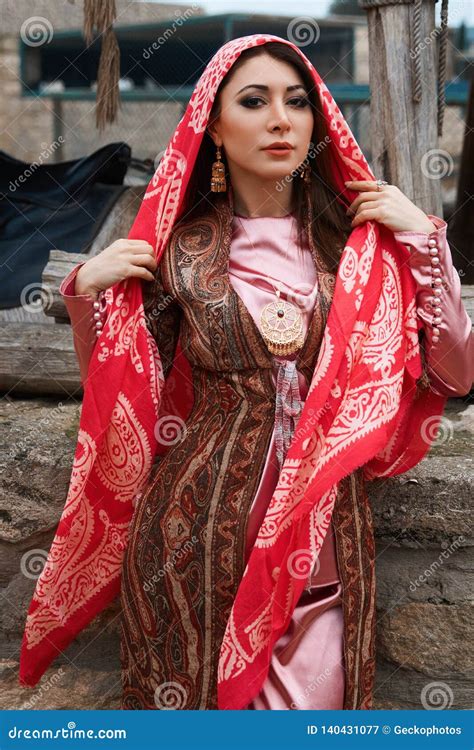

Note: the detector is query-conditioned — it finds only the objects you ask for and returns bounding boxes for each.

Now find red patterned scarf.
[19,35,447,708]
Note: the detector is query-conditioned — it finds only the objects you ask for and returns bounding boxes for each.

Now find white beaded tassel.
[93,290,107,337]
[428,237,442,344]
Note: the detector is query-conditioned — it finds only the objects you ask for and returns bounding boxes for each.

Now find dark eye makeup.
[239,96,310,109]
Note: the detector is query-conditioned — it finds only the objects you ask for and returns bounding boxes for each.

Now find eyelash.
[240,96,310,109]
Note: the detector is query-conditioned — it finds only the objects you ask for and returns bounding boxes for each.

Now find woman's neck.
[229,182,294,218]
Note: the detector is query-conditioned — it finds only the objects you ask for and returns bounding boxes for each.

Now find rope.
[83,0,120,130]
[437,0,449,136]
[358,0,449,136]
[412,0,423,103]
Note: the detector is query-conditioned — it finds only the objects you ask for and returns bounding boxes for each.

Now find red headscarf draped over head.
[19,34,446,707]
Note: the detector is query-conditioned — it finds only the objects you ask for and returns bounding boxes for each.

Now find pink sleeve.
[393,215,474,397]
[59,263,106,386]
[60,261,183,388]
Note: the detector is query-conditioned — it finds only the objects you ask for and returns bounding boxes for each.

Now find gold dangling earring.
[301,162,311,185]
[210,145,227,192]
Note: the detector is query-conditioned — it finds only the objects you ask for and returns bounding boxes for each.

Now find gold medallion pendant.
[260,290,304,356]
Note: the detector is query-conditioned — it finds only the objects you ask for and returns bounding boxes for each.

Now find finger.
[127,264,155,282]
[345,180,381,190]
[351,208,380,225]
[129,253,158,270]
[127,242,155,254]
[347,193,380,215]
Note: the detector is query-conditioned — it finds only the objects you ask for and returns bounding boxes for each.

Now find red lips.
[263,142,293,150]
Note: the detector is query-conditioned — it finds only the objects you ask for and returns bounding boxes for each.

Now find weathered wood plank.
[42,250,90,321]
[365,2,442,216]
[0,286,472,397]
[0,322,82,396]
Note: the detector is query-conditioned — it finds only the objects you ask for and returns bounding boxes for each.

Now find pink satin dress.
[60,210,473,711]
[230,212,345,709]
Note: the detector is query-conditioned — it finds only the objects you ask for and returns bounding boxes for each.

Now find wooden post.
[358,0,443,217]
[448,71,474,284]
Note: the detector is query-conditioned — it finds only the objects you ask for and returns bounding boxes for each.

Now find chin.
[257,163,299,180]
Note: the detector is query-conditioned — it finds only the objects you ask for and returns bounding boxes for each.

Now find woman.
[19,35,472,711]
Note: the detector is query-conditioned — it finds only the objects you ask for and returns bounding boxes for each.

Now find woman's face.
[208,54,314,185]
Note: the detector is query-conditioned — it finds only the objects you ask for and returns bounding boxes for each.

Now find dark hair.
[179,41,354,273]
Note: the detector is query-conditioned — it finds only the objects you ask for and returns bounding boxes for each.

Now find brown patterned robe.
[119,191,376,710]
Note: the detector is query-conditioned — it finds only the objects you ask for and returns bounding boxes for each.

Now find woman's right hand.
[75,239,157,299]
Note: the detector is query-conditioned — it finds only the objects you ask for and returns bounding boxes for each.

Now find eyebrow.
[236,84,308,95]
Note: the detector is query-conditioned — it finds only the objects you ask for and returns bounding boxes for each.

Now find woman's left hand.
[344,180,437,234]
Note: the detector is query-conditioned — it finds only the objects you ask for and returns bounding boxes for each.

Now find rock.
[0,657,121,710]
[1,396,472,708]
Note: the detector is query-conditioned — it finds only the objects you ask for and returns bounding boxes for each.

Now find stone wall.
[0,396,471,710]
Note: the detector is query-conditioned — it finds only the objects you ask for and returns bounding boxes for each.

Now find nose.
[267,99,291,132]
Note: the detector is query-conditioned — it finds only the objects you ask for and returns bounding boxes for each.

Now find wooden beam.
[362,0,442,216]
[42,250,90,321]
[0,322,83,397]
